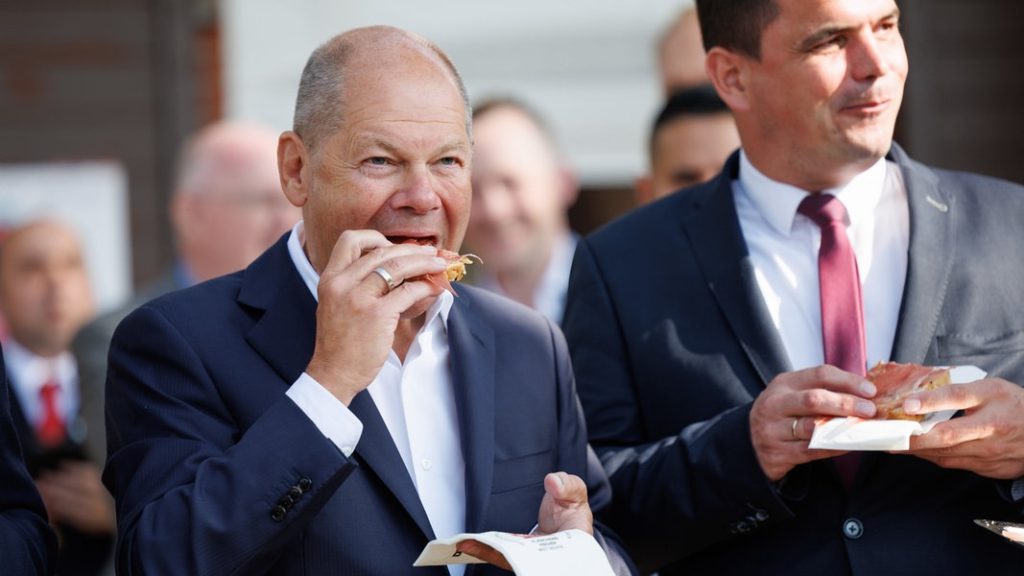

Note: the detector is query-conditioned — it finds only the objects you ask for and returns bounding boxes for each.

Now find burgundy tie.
[799,194,866,490]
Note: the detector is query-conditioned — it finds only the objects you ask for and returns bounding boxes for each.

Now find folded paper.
[414,529,615,576]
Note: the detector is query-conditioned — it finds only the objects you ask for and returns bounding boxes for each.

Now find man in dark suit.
[1,343,57,575]
[564,0,1024,574]
[103,26,634,576]
[0,220,113,576]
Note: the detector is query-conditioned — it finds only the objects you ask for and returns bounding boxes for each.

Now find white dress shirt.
[284,222,467,574]
[732,150,910,372]
[3,338,79,427]
[477,231,578,324]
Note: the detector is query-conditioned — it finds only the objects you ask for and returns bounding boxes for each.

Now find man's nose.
[393,166,442,214]
[470,182,514,225]
[849,31,895,82]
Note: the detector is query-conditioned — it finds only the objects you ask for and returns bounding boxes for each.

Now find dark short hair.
[649,84,730,154]
[695,0,780,59]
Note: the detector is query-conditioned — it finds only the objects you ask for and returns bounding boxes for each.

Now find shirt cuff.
[286,372,363,457]
[1012,478,1024,502]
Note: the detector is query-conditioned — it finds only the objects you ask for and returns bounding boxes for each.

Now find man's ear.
[633,175,654,206]
[706,47,752,113]
[170,192,201,245]
[279,131,310,207]
[558,166,579,210]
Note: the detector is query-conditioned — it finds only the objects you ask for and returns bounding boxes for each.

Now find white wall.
[222,0,692,186]
[0,162,131,313]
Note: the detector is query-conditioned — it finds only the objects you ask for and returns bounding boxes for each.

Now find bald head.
[658,7,709,94]
[293,25,471,153]
[0,220,95,356]
[175,121,280,198]
[171,121,300,282]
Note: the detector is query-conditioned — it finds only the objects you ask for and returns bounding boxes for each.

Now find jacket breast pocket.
[935,330,1024,380]
[491,448,553,495]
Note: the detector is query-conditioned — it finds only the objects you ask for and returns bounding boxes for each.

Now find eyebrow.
[796,7,901,52]
[355,138,469,157]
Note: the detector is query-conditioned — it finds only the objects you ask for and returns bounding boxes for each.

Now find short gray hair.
[292,27,472,153]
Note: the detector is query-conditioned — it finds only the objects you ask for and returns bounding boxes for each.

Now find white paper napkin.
[413,529,615,576]
[809,365,987,451]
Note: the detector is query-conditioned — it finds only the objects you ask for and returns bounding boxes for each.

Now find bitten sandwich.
[867,361,951,421]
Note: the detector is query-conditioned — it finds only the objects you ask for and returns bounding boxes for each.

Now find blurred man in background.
[634,84,740,204]
[465,99,578,324]
[0,219,111,576]
[72,120,299,463]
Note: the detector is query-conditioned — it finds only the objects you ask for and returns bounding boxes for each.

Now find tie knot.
[798,193,848,228]
[39,380,59,400]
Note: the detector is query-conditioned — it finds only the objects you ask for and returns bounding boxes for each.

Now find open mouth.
[385,235,439,247]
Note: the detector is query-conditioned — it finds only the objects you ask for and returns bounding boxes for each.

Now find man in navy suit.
[564,0,1024,574]
[103,26,634,576]
[1,343,57,575]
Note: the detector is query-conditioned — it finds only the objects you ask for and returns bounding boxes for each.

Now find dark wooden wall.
[0,0,219,288]
[899,0,1024,185]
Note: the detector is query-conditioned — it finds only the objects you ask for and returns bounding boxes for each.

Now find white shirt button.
[421,458,433,471]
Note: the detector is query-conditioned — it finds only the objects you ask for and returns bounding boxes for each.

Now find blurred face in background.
[0,221,95,357]
[173,123,301,281]
[637,111,740,203]
[467,106,574,275]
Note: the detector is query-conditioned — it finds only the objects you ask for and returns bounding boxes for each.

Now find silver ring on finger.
[372,267,398,294]
[791,417,799,440]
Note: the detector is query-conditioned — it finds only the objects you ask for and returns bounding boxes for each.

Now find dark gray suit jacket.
[564,145,1024,575]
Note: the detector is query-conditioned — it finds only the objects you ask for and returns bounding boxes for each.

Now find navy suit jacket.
[564,145,1024,575]
[0,346,56,575]
[104,236,633,575]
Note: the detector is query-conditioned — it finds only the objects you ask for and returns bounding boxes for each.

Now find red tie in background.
[37,376,66,447]
[799,194,866,490]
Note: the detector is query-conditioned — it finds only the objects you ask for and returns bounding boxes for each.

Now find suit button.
[730,520,751,535]
[278,495,296,509]
[843,518,864,540]
[288,486,303,500]
[271,505,287,522]
[298,477,313,492]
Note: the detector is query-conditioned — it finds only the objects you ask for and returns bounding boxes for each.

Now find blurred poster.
[0,161,131,313]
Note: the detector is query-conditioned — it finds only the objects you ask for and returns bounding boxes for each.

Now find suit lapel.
[888,145,956,363]
[682,155,792,389]
[348,392,436,540]
[447,291,495,534]
[854,146,957,488]
[239,236,436,540]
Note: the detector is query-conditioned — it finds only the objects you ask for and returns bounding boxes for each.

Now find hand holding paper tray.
[809,365,986,451]
[414,529,616,576]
